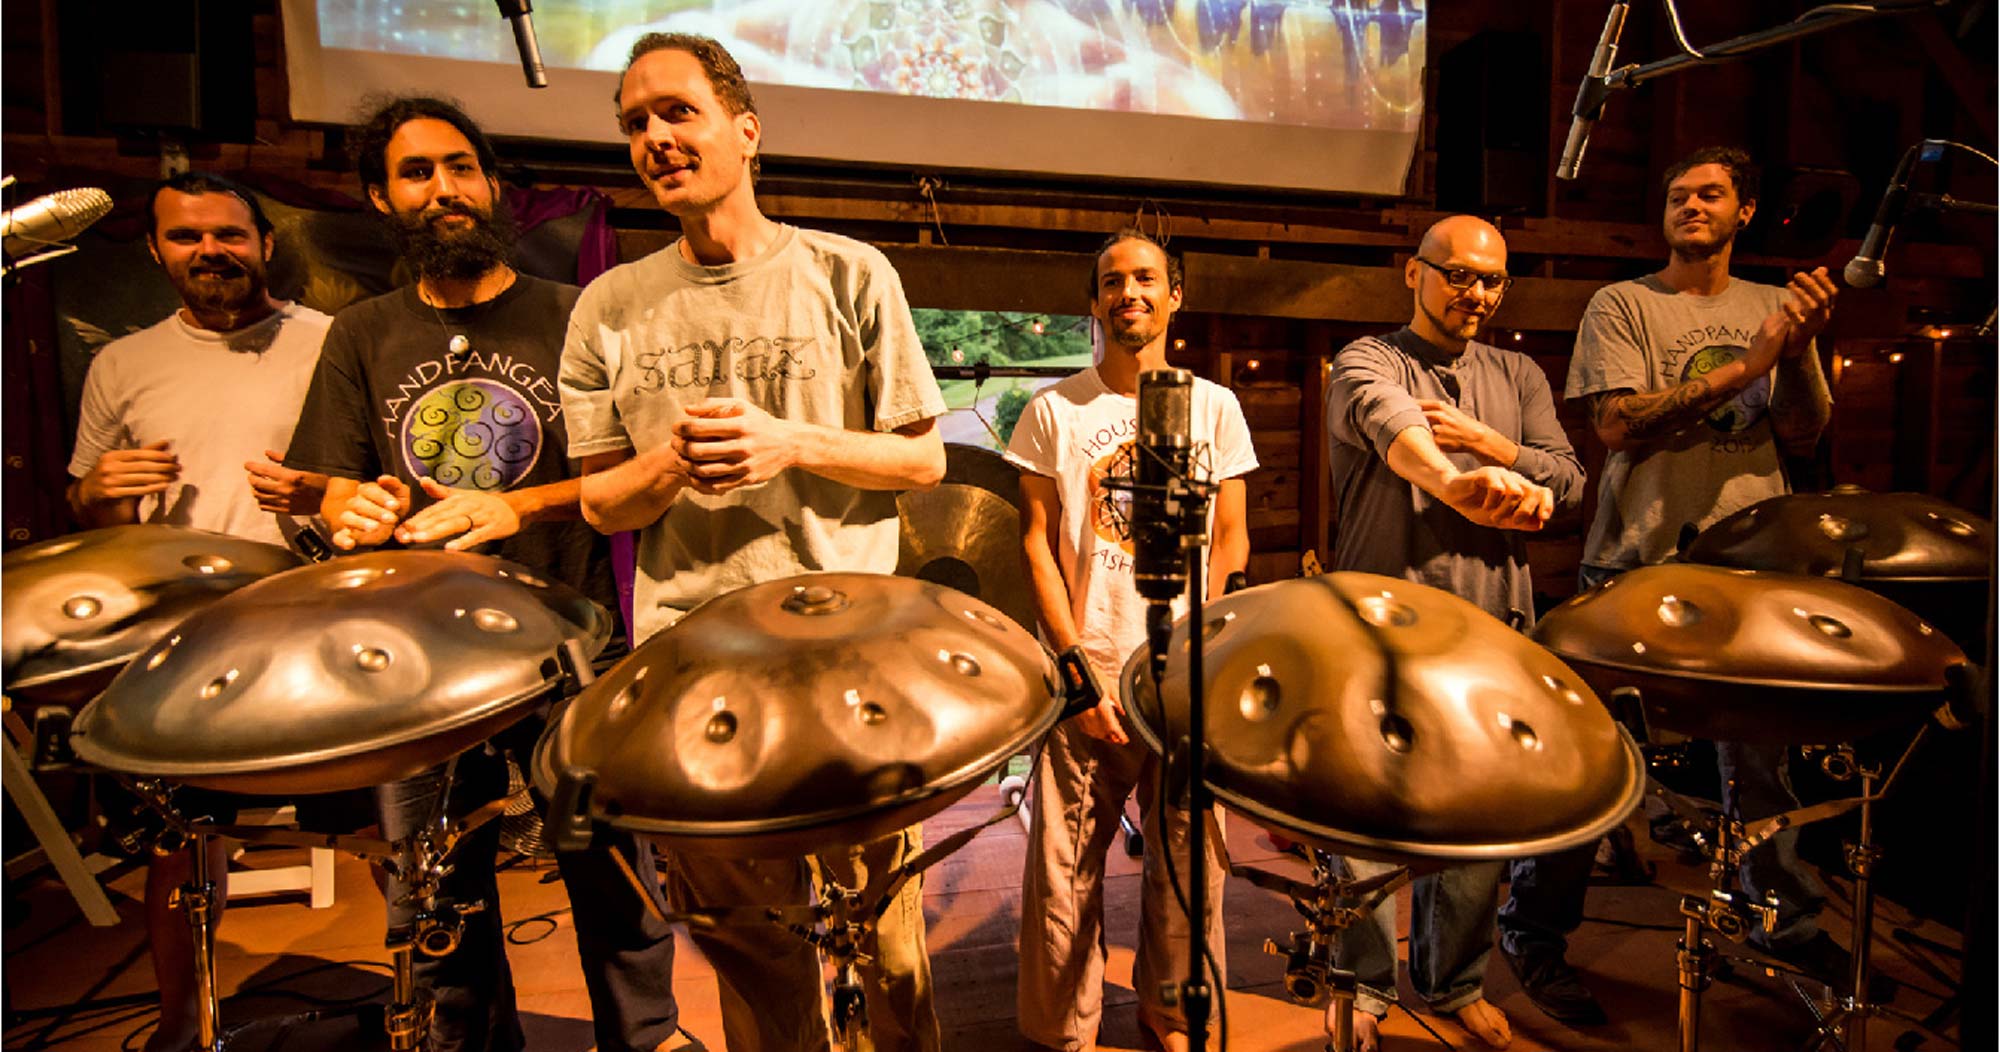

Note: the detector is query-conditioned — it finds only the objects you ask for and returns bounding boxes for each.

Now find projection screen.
[284,0,1426,196]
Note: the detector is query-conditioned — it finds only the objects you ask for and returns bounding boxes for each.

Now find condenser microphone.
[1133,369,1193,603]
[1844,142,1935,288]
[2,187,113,261]
[1556,2,1631,182]
[494,0,548,88]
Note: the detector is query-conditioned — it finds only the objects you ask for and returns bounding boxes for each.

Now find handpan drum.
[536,572,1062,858]
[1532,563,1968,745]
[896,443,1037,630]
[1681,486,1991,645]
[3,525,300,707]
[72,551,609,794]
[1121,573,1645,864]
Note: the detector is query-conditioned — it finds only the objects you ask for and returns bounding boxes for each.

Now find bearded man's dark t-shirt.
[286,274,618,641]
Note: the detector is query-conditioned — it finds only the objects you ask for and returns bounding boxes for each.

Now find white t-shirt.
[1004,367,1259,681]
[68,304,330,545]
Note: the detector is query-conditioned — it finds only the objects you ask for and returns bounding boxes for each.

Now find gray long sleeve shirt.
[1324,327,1585,625]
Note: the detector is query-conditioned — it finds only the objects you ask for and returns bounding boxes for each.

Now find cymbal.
[72,551,610,794]
[1681,486,1992,645]
[536,572,1061,858]
[1120,573,1644,864]
[3,526,300,707]
[1533,563,1968,744]
[896,443,1037,631]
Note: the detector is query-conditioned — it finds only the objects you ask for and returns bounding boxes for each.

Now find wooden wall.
[5,1,1993,594]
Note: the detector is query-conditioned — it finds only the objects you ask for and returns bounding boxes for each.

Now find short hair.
[1662,145,1760,205]
[350,96,501,195]
[615,33,757,116]
[1089,228,1184,297]
[146,171,273,240]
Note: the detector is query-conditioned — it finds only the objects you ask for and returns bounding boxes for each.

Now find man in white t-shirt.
[1006,229,1257,1052]
[68,173,328,543]
[64,172,330,1052]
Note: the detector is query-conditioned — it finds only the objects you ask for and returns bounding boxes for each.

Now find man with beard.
[1498,146,1838,1027]
[284,98,679,1052]
[560,33,947,1052]
[1322,215,1582,1052]
[69,171,332,1052]
[1006,229,1256,1052]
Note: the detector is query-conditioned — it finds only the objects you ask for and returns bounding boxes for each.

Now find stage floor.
[3,784,1966,1051]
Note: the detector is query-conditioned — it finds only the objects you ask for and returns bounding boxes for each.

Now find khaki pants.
[663,826,940,1052]
[1017,719,1228,1050]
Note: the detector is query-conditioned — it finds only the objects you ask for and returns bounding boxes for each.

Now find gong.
[896,443,1037,630]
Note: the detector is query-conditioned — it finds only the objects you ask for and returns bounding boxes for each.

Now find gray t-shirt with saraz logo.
[1565,273,1803,571]
[560,225,946,644]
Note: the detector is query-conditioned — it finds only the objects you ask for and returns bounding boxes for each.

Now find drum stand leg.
[1662,785,1780,1052]
[177,827,225,1052]
[1676,902,1715,1052]
[1234,850,1407,1052]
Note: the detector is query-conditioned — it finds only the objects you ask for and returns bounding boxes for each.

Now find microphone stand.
[1144,465,1217,1049]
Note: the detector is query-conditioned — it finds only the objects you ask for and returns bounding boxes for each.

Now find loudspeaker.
[1434,31,1549,215]
[58,0,257,142]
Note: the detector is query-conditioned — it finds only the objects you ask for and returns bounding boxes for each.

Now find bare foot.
[1138,1010,1190,1052]
[1454,999,1512,1048]
[1319,1000,1381,1052]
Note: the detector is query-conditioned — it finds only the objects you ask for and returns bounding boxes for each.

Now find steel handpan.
[1682,486,1992,644]
[536,572,1061,858]
[1532,563,1967,744]
[72,551,609,794]
[896,443,1037,630]
[3,525,301,707]
[1121,573,1644,864]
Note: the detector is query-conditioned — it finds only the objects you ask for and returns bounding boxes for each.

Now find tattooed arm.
[1768,268,1837,454]
[1585,311,1790,452]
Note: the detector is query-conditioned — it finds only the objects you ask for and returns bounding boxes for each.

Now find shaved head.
[1406,214,1510,353]
[1417,215,1506,262]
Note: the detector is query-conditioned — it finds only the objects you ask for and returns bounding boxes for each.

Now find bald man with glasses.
[1320,215,1584,1051]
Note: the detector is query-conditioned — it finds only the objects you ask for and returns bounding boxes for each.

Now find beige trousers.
[663,825,940,1052]
[1016,718,1229,1050]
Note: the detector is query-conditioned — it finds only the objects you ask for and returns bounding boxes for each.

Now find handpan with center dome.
[1680,486,1991,646]
[1120,572,1645,864]
[1532,563,1968,744]
[71,550,609,794]
[535,572,1062,858]
[3,525,301,708]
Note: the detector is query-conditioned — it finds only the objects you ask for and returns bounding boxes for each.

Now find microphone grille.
[1842,257,1884,289]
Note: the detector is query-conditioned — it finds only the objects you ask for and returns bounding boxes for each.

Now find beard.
[1102,307,1166,348]
[175,257,266,315]
[387,198,518,281]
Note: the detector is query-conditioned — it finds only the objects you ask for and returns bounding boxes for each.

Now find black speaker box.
[57,0,257,142]
[1434,31,1549,216]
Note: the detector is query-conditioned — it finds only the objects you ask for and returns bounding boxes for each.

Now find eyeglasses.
[1414,256,1515,294]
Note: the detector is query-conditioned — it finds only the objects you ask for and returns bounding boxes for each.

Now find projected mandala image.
[319,0,1423,133]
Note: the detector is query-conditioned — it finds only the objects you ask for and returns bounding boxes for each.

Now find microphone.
[2,187,113,261]
[1556,2,1631,182]
[1133,368,1193,604]
[494,0,548,89]
[1844,142,1933,288]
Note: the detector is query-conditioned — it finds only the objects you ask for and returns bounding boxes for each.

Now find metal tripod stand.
[1233,849,1412,1052]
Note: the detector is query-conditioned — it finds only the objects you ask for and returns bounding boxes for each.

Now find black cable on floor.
[1389,999,1461,1049]
[504,905,571,945]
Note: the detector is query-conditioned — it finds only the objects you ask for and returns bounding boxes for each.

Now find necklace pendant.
[449,334,471,355]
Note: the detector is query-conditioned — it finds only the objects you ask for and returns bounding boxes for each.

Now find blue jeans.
[1334,856,1503,1018]
[1498,564,1824,960]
